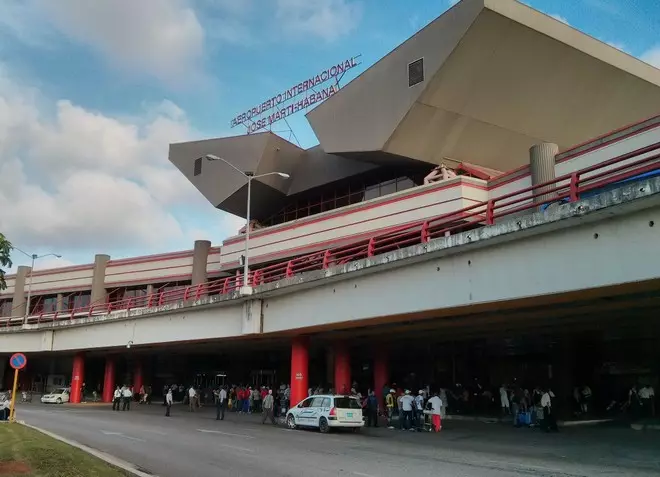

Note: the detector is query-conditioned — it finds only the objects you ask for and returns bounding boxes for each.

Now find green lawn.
[0,424,130,477]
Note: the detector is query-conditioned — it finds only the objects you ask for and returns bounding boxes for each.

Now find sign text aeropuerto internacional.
[230,56,360,134]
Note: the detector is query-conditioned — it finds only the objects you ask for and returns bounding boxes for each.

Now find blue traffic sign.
[9,353,27,370]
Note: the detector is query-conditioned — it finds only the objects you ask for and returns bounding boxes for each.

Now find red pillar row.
[290,336,309,407]
[334,344,351,395]
[102,357,115,403]
[374,350,389,404]
[70,353,85,404]
[133,362,143,394]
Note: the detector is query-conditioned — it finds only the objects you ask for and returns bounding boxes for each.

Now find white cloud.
[276,0,363,42]
[641,46,660,69]
[549,13,569,25]
[26,0,205,85]
[0,64,222,260]
[605,40,627,52]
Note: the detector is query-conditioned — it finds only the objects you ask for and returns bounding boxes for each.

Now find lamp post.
[203,154,290,295]
[12,247,62,323]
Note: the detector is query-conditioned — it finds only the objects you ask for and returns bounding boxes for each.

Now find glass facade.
[261,167,425,228]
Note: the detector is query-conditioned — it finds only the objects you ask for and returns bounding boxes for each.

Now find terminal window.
[408,58,424,87]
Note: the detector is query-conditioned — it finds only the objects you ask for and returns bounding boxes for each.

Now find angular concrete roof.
[169,132,303,217]
[306,0,660,171]
[169,133,380,218]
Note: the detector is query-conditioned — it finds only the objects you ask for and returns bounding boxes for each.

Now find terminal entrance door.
[251,370,276,388]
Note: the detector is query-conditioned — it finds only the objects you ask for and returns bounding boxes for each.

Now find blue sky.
[0,0,659,272]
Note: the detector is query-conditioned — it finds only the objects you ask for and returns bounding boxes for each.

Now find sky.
[0,0,659,273]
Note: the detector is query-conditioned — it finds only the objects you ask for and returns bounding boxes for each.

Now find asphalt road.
[15,403,660,477]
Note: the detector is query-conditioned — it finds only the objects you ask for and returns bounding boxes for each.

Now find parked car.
[41,388,70,404]
[286,395,364,433]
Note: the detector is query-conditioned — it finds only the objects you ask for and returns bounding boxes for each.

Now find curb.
[443,415,614,427]
[19,422,156,477]
[631,423,660,431]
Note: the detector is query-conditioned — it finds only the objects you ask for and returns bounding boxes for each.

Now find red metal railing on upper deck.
[3,141,660,328]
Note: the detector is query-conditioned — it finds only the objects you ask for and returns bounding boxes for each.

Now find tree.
[0,233,12,291]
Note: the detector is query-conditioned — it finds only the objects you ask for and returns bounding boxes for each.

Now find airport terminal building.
[2,0,660,413]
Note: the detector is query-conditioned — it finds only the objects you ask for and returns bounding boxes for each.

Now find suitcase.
[517,411,532,426]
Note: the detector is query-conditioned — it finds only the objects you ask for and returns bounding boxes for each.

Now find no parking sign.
[8,353,27,422]
[10,353,27,370]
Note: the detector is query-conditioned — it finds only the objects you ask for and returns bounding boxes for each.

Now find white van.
[286,395,364,433]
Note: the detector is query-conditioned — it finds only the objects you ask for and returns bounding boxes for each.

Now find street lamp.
[12,247,62,323]
[204,154,290,295]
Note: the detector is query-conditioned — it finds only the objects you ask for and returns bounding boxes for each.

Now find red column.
[334,344,351,395]
[374,350,389,405]
[70,353,85,404]
[290,337,309,407]
[102,357,115,403]
[133,362,143,395]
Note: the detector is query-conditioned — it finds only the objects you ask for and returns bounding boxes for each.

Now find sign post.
[8,353,27,422]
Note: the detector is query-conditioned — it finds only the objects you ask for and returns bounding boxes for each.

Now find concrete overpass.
[2,175,659,355]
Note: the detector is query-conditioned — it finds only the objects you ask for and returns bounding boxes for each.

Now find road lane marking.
[196,429,255,439]
[100,430,146,442]
[142,429,168,436]
[217,444,254,453]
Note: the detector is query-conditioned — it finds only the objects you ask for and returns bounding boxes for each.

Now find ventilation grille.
[194,157,202,176]
[408,58,424,87]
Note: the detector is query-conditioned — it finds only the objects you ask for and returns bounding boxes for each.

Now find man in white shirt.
[639,385,655,417]
[400,390,415,431]
[188,386,196,412]
[414,391,425,429]
[122,386,132,411]
[427,392,443,432]
[540,389,557,432]
[165,388,173,417]
[216,386,227,421]
[112,386,122,411]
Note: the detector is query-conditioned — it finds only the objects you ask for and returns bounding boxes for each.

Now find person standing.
[400,390,415,431]
[385,389,396,429]
[415,391,425,429]
[428,392,443,432]
[499,385,510,415]
[112,386,122,411]
[540,388,558,432]
[366,391,379,427]
[216,386,227,421]
[188,385,196,412]
[165,388,173,417]
[122,386,132,411]
[262,389,276,425]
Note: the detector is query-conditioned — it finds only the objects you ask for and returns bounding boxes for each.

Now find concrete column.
[529,143,558,205]
[133,362,143,398]
[334,344,351,395]
[290,337,309,407]
[191,240,211,297]
[56,293,64,312]
[102,358,115,403]
[11,266,31,317]
[373,350,389,405]
[70,353,85,404]
[90,254,110,305]
[146,284,154,295]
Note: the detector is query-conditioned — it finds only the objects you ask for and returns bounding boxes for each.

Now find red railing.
[3,142,660,328]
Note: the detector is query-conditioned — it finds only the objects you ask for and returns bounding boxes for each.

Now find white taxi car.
[41,388,70,404]
[286,395,364,433]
